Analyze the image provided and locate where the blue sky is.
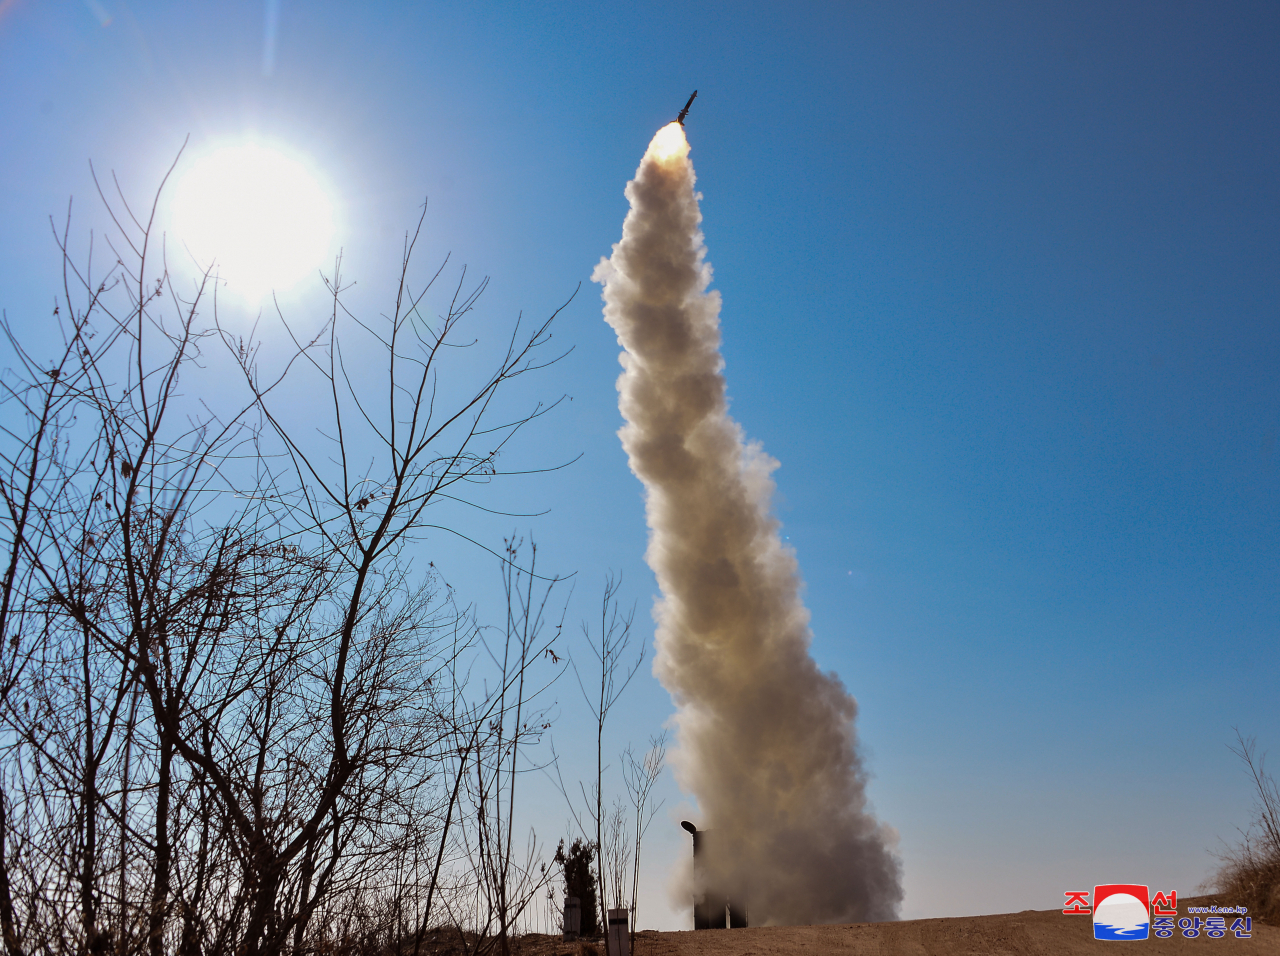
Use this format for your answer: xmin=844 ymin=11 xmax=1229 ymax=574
xmin=2 ymin=0 xmax=1277 ymax=926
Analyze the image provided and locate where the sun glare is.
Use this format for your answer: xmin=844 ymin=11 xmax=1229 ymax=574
xmin=171 ymin=142 xmax=336 ymax=304
xmin=646 ymin=122 xmax=690 ymax=165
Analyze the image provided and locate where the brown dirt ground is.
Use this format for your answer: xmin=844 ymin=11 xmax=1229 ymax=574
xmin=501 ymin=897 xmax=1275 ymax=956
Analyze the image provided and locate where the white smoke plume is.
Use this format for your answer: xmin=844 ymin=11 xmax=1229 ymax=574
xmin=592 ymin=123 xmax=902 ymax=926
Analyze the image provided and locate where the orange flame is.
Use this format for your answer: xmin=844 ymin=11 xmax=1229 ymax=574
xmin=646 ymin=122 xmax=690 ymax=165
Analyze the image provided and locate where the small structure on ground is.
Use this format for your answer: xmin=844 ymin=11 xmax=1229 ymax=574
xmin=562 ymin=896 xmax=581 ymax=941
xmin=681 ymin=821 xmax=748 ymax=929
xmin=607 ymin=907 xmax=631 ymax=956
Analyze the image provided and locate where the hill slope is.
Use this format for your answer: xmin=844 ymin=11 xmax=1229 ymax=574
xmin=509 ymin=897 xmax=1274 ymax=956
xmin=629 ymin=908 xmax=1272 ymax=955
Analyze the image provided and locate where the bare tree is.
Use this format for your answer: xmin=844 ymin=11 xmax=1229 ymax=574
xmin=568 ymin=576 xmax=643 ymax=955
xmin=600 ymin=799 xmax=629 ymax=933
xmin=443 ymin=537 xmax=565 ymax=956
xmin=0 ymin=153 xmax=571 ymax=956
xmin=621 ymin=732 xmax=665 ymax=946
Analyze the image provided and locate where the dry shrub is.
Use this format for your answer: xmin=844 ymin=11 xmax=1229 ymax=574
xmin=1210 ymin=732 xmax=1280 ymax=924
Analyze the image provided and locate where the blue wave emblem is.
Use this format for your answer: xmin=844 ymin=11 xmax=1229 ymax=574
xmin=1094 ymin=920 xmax=1150 ymax=941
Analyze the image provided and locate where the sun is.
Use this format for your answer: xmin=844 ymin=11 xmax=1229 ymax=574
xmin=171 ymin=142 xmax=336 ymax=304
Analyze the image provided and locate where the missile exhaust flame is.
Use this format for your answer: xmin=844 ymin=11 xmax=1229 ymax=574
xmin=592 ymin=125 xmax=903 ymax=926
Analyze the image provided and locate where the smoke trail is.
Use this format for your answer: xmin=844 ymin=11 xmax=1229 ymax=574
xmin=592 ymin=123 xmax=902 ymax=926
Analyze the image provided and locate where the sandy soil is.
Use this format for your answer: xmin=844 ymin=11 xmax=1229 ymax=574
xmin=505 ymin=897 xmax=1275 ymax=956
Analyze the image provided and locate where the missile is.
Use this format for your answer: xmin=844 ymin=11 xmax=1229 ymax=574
xmin=677 ymin=90 xmax=698 ymax=126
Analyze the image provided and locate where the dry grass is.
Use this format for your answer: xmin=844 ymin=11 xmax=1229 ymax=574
xmin=1204 ymin=733 xmax=1280 ymax=925
xmin=376 ymin=930 xmax=607 ymax=956
xmin=1209 ymin=852 xmax=1280 ymax=925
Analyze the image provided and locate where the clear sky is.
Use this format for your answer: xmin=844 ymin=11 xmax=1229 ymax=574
xmin=2 ymin=0 xmax=1277 ymax=927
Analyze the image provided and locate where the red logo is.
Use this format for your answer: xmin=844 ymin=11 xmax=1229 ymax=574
xmin=1151 ymin=891 xmax=1177 ymax=916
xmin=1062 ymin=891 xmax=1091 ymax=915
